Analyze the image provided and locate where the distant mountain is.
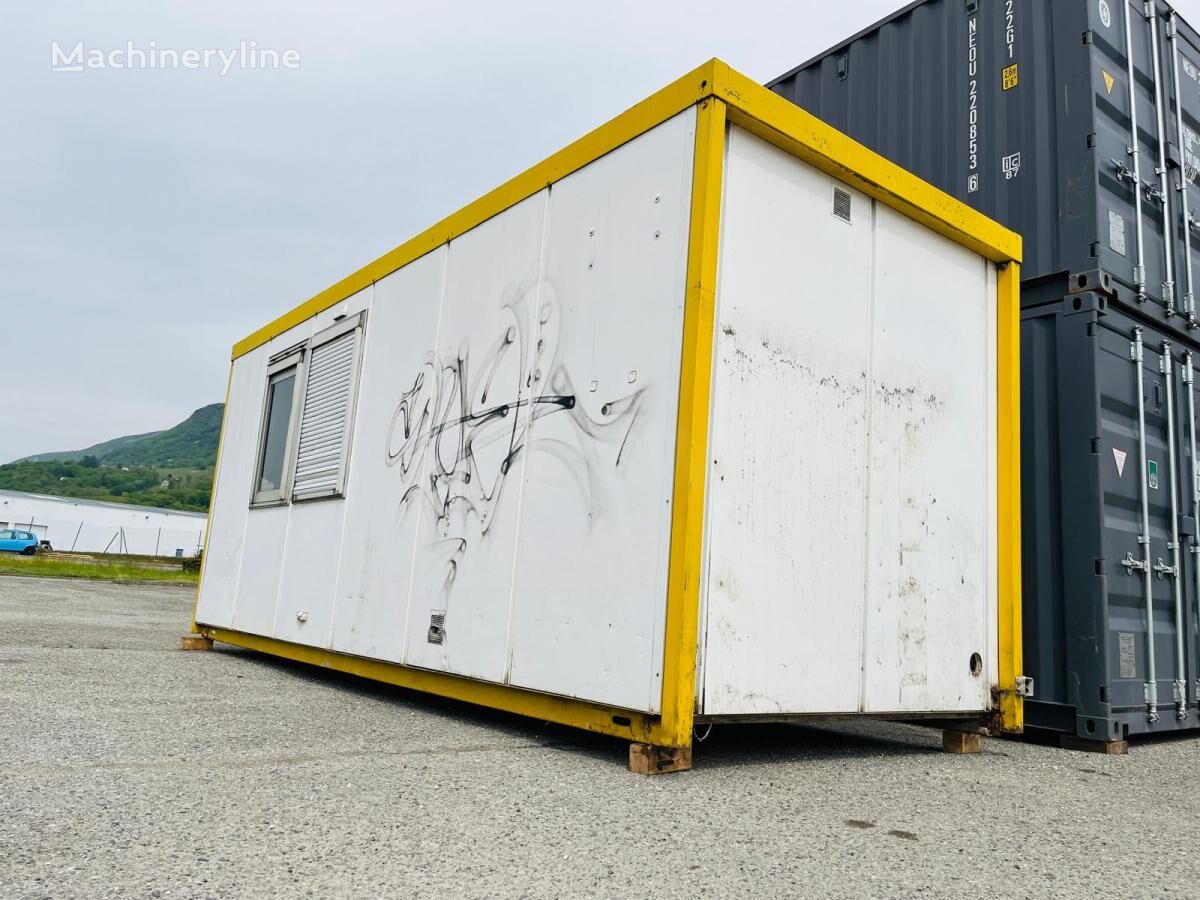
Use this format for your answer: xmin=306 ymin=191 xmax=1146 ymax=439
xmin=18 ymin=404 xmax=224 ymax=469
xmin=20 ymin=430 xmax=164 ymax=464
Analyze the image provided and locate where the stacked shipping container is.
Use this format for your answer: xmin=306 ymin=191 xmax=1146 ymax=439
xmin=771 ymin=0 xmax=1200 ymax=743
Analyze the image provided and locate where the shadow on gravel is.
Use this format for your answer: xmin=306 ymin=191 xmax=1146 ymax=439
xmin=215 ymin=644 xmax=947 ymax=772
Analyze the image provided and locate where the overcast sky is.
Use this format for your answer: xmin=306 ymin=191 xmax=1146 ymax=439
xmin=4 ymin=0 xmax=1198 ymax=463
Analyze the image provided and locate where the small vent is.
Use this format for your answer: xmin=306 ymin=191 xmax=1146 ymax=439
xmin=832 ymin=187 xmax=852 ymax=224
xmin=427 ymin=611 xmax=446 ymax=644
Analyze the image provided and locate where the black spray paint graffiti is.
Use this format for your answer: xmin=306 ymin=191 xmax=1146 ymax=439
xmin=383 ymin=282 xmax=645 ymax=615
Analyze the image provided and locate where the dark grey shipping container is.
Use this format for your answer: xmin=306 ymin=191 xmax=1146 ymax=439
xmin=770 ymin=0 xmax=1200 ymax=743
xmin=771 ymin=0 xmax=1200 ymax=333
xmin=1021 ymin=287 xmax=1200 ymax=740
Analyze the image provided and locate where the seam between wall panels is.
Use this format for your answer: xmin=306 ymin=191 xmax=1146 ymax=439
xmin=858 ymin=197 xmax=879 ymax=714
xmin=398 ymin=245 xmax=452 ymax=667
xmin=324 ymin=284 xmax=375 ymax=650
xmin=268 ymin=496 xmax=295 ymax=642
xmin=501 ymin=188 xmax=553 ymax=684
xmin=693 ymin=117 xmax=730 ymax=714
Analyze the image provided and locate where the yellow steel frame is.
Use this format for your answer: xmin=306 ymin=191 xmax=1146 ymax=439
xmin=195 ymin=58 xmax=1024 ymax=749
xmin=996 ymin=262 xmax=1024 ymax=732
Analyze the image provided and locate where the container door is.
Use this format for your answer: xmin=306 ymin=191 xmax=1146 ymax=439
xmin=1164 ymin=9 xmax=1200 ymax=326
xmin=1093 ymin=1 xmax=1193 ymax=324
xmin=1098 ymin=316 xmax=1190 ymax=725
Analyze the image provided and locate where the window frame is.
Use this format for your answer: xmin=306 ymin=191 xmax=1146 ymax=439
xmin=290 ymin=312 xmax=367 ymax=504
xmin=249 ymin=345 xmax=306 ymax=508
xmin=247 ymin=312 xmax=367 ymax=510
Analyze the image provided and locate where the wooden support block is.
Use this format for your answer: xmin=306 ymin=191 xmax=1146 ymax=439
xmin=942 ymin=730 xmax=982 ymax=754
xmin=1060 ymin=735 xmax=1129 ymax=755
xmin=628 ymin=743 xmax=692 ymax=775
xmin=179 ymin=634 xmax=214 ymax=652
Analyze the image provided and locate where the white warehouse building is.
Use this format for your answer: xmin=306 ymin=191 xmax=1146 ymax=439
xmin=0 ymin=489 xmax=207 ymax=557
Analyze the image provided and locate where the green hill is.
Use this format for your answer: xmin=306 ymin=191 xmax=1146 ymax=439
xmin=2 ymin=404 xmax=225 ymax=513
xmin=21 ymin=430 xmax=163 ymax=464
xmin=18 ymin=404 xmax=224 ymax=469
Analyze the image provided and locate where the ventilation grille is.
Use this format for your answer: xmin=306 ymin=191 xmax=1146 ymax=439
xmin=292 ymin=328 xmax=358 ymax=499
xmin=832 ymin=187 xmax=853 ymax=223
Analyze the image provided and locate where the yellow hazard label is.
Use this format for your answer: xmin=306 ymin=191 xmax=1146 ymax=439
xmin=1103 ymin=70 xmax=1115 ymax=94
xmin=1002 ymin=64 xmax=1019 ymax=91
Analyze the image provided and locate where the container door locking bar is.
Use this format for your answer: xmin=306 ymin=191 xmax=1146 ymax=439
xmin=1185 ymin=354 xmax=1200 ymax=704
xmin=1148 ymin=4 xmax=1178 ymax=315
xmin=1131 ymin=329 xmax=1160 ymax=722
xmin=1168 ymin=14 xmax=1198 ymax=325
xmin=1123 ymin=0 xmax=1150 ymax=301
xmin=1162 ymin=344 xmax=1189 ymax=718
xmin=1147 ymin=2 xmax=1176 ymax=314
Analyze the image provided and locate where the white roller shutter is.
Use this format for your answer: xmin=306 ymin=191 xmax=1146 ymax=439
xmin=291 ymin=320 xmax=362 ymax=500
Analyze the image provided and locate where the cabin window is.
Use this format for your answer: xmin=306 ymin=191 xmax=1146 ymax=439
xmin=251 ymin=349 xmax=304 ymax=506
xmin=249 ymin=313 xmax=365 ymax=508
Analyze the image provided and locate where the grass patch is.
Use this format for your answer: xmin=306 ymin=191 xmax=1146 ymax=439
xmin=0 ymin=554 xmax=198 ymax=585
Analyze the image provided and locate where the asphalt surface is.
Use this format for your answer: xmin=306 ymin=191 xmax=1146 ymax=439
xmin=2 ymin=575 xmax=1199 ymax=899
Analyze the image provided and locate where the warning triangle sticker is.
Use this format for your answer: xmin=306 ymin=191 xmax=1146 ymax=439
xmin=1103 ymin=70 xmax=1115 ymax=94
xmin=1113 ymin=447 xmax=1128 ymax=477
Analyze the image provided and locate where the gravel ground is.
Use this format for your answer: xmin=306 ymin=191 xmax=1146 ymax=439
xmin=1 ymin=574 xmax=1199 ymax=899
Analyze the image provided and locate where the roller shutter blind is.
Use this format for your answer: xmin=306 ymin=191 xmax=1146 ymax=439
xmin=291 ymin=322 xmax=361 ymax=500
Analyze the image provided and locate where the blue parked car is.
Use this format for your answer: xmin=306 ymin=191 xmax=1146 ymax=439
xmin=0 ymin=530 xmax=39 ymax=555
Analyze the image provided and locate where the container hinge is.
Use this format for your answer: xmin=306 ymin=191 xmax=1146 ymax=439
xmin=1014 ymin=676 xmax=1035 ymax=698
xmin=1154 ymin=557 xmax=1177 ymax=579
xmin=1123 ymin=551 xmax=1149 ymax=574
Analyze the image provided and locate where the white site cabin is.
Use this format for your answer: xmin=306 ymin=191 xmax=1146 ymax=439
xmin=192 ymin=61 xmax=1023 ymax=768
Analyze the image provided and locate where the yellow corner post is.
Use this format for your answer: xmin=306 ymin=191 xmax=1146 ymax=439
xmin=996 ymin=262 xmax=1024 ymax=732
xmin=652 ymin=95 xmax=727 ymax=750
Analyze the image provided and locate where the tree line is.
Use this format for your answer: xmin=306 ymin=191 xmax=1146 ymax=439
xmin=0 ymin=460 xmax=212 ymax=512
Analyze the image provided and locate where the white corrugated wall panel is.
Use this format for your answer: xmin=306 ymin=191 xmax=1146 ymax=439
xmin=505 ymin=107 xmax=696 ymax=713
xmin=701 ymin=125 xmax=997 ymax=717
xmin=273 ymin=290 xmax=372 ymax=649
xmin=329 ymin=249 xmax=447 ymax=663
